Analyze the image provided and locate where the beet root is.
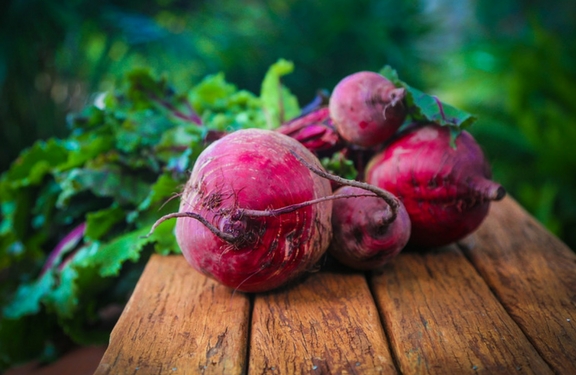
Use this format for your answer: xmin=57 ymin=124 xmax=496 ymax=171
xmin=329 ymin=186 xmax=411 ymax=270
xmin=329 ymin=71 xmax=406 ymax=148
xmin=276 ymin=106 xmax=343 ymax=157
xmin=365 ymin=123 xmax=506 ymax=248
xmin=173 ymin=129 xmax=333 ymax=292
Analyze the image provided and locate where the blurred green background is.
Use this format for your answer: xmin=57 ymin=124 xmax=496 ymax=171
xmin=1 ymin=0 xmax=575 ymax=249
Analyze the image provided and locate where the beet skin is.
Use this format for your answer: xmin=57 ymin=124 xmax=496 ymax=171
xmin=175 ymin=129 xmax=333 ymax=292
xmin=329 ymin=71 xmax=406 ymax=148
xmin=329 ymin=186 xmax=411 ymax=270
xmin=365 ymin=123 xmax=505 ymax=247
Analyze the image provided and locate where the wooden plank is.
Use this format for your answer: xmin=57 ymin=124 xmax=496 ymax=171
xmin=370 ymin=245 xmax=553 ymax=374
xmin=461 ymin=197 xmax=576 ymax=373
xmin=94 ymin=255 xmax=251 ymax=375
xmin=249 ymin=265 xmax=398 ymax=374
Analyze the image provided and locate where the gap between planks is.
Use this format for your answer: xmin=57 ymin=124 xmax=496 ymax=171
xmin=458 ymin=196 xmax=576 ymax=374
xmin=94 ymin=196 xmax=575 ymax=375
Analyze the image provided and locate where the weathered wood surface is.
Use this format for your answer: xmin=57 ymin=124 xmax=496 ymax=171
xmin=371 ymin=245 xmax=553 ymax=374
xmin=250 ymin=269 xmax=397 ymax=374
xmin=94 ymin=255 xmax=251 ymax=375
xmin=95 ymin=197 xmax=576 ymax=374
xmin=462 ymin=197 xmax=576 ymax=374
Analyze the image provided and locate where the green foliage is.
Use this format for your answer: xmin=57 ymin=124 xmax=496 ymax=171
xmin=504 ymin=27 xmax=576 ymax=245
xmin=1 ymin=0 xmax=575 ymax=369
xmin=381 ymin=66 xmax=477 ymax=144
xmin=431 ymin=3 xmax=576 ymax=248
xmin=260 ymin=59 xmax=300 ymax=128
xmin=0 ymin=61 xmax=296 ymax=370
xmin=0 ymin=0 xmax=430 ymax=173
xmin=321 ymin=152 xmax=357 ymax=181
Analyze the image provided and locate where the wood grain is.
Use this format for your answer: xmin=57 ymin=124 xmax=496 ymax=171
xmin=249 ymin=267 xmax=397 ymax=374
xmin=93 ymin=197 xmax=576 ymax=374
xmin=370 ymin=245 xmax=553 ymax=375
xmin=461 ymin=196 xmax=576 ymax=373
xmin=94 ymin=255 xmax=251 ymax=375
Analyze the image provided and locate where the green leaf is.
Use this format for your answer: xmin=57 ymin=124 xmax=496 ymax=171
xmin=78 ymin=227 xmax=152 ymax=277
xmin=31 ymin=180 xmax=61 ymax=231
xmin=189 ymin=72 xmax=237 ymax=111
xmin=69 ymin=104 xmax=106 ymax=132
xmin=187 ymin=72 xmax=269 ymax=132
xmin=404 ymin=85 xmax=477 ymax=129
xmin=137 ymin=172 xmax=182 ymax=212
xmin=45 ymin=261 xmax=82 ymax=318
xmin=115 ymin=111 xmax=176 ymax=153
xmin=1 ymin=139 xmax=68 ymax=190
xmin=321 ymin=151 xmax=358 ymax=180
xmin=55 ymin=165 xmax=151 ymax=208
xmin=260 ymin=58 xmax=300 ymax=128
xmin=381 ymin=65 xmax=477 ymax=133
xmin=45 ymin=226 xmax=152 ymax=319
xmin=85 ymin=205 xmax=126 ymax=241
xmin=126 ymin=68 xmax=171 ymax=109
xmin=0 ymin=61 xmax=303 ymax=369
xmin=2 ymin=271 xmax=55 ymax=319
xmin=0 ymin=188 xmax=39 ymax=269
xmin=60 ymin=133 xmax=115 ymax=171
xmin=0 ymin=189 xmax=33 ymax=239
xmin=146 ymin=217 xmax=179 ymax=255
xmin=155 ymin=125 xmax=200 ymax=165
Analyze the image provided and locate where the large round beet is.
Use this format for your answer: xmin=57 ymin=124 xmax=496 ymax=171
xmin=365 ymin=123 xmax=505 ymax=247
xmin=175 ymin=129 xmax=333 ymax=292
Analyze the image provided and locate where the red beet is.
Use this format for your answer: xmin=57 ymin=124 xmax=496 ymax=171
xmin=168 ymin=129 xmax=333 ymax=292
xmin=276 ymin=107 xmax=343 ymax=156
xmin=329 ymin=71 xmax=406 ymax=148
xmin=329 ymin=186 xmax=411 ymax=270
xmin=365 ymin=123 xmax=505 ymax=247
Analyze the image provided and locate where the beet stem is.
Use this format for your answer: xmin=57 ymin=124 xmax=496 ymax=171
xmin=241 ymin=193 xmax=379 ymax=217
xmin=145 ymin=211 xmax=236 ymax=243
xmin=289 ymin=150 xmax=400 ymax=224
xmin=389 ymin=88 xmax=405 ymax=107
xmin=146 ymin=194 xmax=380 ymax=245
xmin=41 ymin=222 xmax=86 ymax=275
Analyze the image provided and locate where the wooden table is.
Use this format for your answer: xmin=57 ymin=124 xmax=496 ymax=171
xmin=95 ymin=197 xmax=576 ymax=374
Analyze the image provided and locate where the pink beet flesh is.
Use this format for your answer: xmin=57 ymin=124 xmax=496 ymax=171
xmin=329 ymin=186 xmax=411 ymax=270
xmin=365 ymin=123 xmax=505 ymax=247
xmin=175 ymin=129 xmax=332 ymax=292
xmin=329 ymin=71 xmax=406 ymax=148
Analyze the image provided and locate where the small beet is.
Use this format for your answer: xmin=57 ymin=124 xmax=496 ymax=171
xmin=329 ymin=186 xmax=411 ymax=270
xmin=329 ymin=71 xmax=406 ymax=148
xmin=365 ymin=123 xmax=505 ymax=247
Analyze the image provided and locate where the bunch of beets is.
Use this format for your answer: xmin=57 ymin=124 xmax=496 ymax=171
xmin=149 ymin=71 xmax=506 ymax=293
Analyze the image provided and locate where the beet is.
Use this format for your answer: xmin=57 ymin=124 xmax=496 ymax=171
xmin=276 ymin=106 xmax=343 ymax=157
xmin=170 ymin=129 xmax=333 ymax=292
xmin=147 ymin=129 xmax=406 ymax=292
xmin=365 ymin=123 xmax=506 ymax=247
xmin=329 ymin=71 xmax=406 ymax=148
xmin=329 ymin=186 xmax=411 ymax=270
